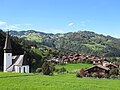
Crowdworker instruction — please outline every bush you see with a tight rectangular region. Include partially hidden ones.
[92,73,98,78]
[55,68,60,73]
[42,62,55,75]
[36,68,42,73]
[59,67,66,74]
[109,68,119,75]
[76,72,83,78]
[110,75,117,79]
[76,72,81,77]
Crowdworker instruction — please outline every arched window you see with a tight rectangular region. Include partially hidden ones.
[19,67,21,73]
[23,67,26,73]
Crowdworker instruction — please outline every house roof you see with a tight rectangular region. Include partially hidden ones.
[105,63,118,68]
[86,65,110,71]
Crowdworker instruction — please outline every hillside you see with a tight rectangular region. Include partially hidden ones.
[10,30,120,57]
[0,30,59,71]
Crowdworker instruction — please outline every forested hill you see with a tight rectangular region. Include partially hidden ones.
[10,30,120,57]
[0,30,47,71]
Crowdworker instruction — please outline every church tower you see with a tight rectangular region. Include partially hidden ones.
[3,32,12,72]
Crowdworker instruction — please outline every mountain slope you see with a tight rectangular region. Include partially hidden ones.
[9,30,120,57]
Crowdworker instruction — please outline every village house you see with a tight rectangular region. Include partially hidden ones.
[85,63,118,77]
[47,57,61,64]
[85,65,110,77]
[31,45,37,49]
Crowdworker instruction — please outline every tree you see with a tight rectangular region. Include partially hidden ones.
[109,68,119,75]
[42,62,54,75]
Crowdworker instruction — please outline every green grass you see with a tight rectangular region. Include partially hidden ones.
[55,63,92,72]
[84,44,105,51]
[0,72,120,90]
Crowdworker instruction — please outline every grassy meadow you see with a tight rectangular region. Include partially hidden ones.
[0,64,120,90]
[55,63,92,72]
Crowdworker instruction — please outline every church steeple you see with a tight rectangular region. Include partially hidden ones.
[4,31,12,53]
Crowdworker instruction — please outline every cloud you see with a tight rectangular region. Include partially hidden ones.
[0,21,7,26]
[0,21,34,30]
[7,24,33,30]
[9,25,18,29]
[68,23,74,26]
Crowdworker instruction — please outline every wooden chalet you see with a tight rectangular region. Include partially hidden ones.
[85,65,110,76]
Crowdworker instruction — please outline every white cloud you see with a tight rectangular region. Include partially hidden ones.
[0,21,7,26]
[0,21,33,30]
[7,24,33,30]
[9,25,18,29]
[68,23,74,26]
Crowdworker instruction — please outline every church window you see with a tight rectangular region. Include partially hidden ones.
[19,67,21,73]
[23,67,26,73]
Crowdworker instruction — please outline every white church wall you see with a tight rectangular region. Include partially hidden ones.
[15,66,20,73]
[21,66,29,73]
[4,53,12,72]
[7,65,13,72]
[14,65,29,73]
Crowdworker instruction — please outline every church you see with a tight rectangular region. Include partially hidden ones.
[3,32,29,73]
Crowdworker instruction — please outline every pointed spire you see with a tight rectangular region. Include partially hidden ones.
[4,31,12,53]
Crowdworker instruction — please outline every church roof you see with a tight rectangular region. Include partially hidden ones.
[4,32,12,52]
[12,55,28,66]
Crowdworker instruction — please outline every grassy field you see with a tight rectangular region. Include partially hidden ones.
[0,72,120,90]
[0,64,120,90]
[55,63,92,72]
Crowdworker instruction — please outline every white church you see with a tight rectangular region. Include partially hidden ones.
[3,32,29,73]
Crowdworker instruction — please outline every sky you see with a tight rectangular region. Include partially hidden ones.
[0,0,120,38]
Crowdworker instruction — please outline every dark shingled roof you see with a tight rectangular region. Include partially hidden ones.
[86,65,110,71]
[4,32,12,53]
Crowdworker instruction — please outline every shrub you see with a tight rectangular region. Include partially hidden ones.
[55,68,60,73]
[42,62,55,75]
[59,67,66,74]
[110,75,118,79]
[76,72,81,77]
[92,73,98,78]
[76,72,83,78]
[36,68,42,73]
[109,68,119,75]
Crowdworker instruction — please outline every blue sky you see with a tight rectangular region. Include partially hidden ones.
[0,0,120,38]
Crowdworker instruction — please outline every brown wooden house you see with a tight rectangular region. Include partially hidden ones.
[85,65,110,76]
